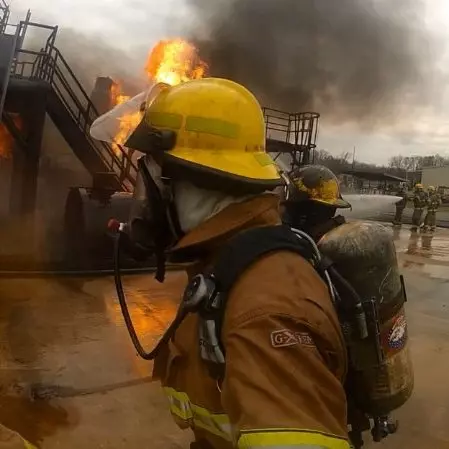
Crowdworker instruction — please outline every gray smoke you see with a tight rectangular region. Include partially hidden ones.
[22,27,146,94]
[186,0,438,125]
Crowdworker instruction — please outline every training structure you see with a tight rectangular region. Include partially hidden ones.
[0,2,320,268]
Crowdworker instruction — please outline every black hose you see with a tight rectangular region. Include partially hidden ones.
[113,231,186,360]
[0,265,184,279]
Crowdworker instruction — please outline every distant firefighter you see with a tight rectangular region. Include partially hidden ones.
[423,186,441,232]
[393,183,407,226]
[411,184,428,232]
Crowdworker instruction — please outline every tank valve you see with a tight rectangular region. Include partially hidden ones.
[371,416,398,442]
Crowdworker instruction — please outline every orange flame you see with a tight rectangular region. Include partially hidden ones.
[109,83,141,156]
[0,124,11,159]
[0,115,22,159]
[110,39,207,154]
[145,38,208,86]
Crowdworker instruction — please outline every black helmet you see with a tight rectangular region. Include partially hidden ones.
[286,165,351,209]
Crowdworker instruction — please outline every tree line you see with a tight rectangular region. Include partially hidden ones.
[311,149,449,178]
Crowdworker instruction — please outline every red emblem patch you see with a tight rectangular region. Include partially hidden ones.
[270,329,315,348]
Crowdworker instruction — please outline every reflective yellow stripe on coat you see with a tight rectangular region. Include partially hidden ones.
[163,387,233,441]
[163,388,350,449]
[238,430,351,449]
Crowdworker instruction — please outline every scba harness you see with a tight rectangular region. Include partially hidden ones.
[178,225,399,449]
[113,222,402,448]
[181,224,373,376]
[180,225,333,375]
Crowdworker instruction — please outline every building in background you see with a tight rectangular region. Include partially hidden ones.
[421,165,449,188]
[421,166,449,202]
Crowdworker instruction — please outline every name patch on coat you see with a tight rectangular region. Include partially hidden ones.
[270,329,315,348]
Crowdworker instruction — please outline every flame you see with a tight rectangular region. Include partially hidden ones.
[110,39,207,155]
[0,124,11,159]
[145,38,207,86]
[0,115,22,159]
[109,83,141,157]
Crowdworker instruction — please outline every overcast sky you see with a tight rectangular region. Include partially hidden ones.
[8,0,449,166]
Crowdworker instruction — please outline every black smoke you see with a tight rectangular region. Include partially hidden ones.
[186,0,438,125]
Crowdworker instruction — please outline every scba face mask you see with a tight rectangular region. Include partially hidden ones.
[127,154,183,280]
[90,82,183,280]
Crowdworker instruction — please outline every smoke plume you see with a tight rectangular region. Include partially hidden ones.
[23,27,147,94]
[186,0,439,126]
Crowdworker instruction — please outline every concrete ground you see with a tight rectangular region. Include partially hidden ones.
[0,225,449,448]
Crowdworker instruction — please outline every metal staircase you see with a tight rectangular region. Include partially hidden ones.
[1,9,137,192]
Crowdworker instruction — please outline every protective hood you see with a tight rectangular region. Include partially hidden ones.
[173,180,256,233]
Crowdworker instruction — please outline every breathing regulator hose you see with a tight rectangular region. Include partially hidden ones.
[112,223,186,360]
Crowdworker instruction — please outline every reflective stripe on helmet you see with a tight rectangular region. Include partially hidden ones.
[163,387,233,441]
[185,116,241,139]
[238,430,350,449]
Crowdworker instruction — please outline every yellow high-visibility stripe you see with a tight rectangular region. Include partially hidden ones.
[148,111,183,129]
[162,387,233,441]
[185,116,241,139]
[163,388,350,449]
[23,440,37,449]
[238,430,350,449]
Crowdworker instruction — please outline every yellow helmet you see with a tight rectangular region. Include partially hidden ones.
[415,183,423,190]
[428,185,436,192]
[126,78,281,192]
[287,165,351,208]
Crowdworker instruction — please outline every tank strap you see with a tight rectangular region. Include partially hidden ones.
[197,225,319,380]
[212,225,315,294]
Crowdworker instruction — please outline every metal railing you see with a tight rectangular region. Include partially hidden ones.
[263,107,320,149]
[263,107,320,168]
[0,0,9,34]
[8,19,137,191]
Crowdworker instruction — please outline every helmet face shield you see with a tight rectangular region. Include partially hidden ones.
[89,82,170,148]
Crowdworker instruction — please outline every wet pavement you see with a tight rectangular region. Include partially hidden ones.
[370,208,449,229]
[0,224,449,448]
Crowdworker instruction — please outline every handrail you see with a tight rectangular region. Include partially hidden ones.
[13,40,137,190]
[48,46,136,173]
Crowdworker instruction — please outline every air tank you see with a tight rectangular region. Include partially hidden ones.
[318,221,414,416]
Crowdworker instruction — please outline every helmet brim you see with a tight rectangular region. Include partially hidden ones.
[164,152,282,194]
[166,149,282,183]
[315,197,352,209]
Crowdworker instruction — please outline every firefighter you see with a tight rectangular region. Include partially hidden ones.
[100,79,350,449]
[282,166,414,447]
[393,183,408,226]
[411,183,427,232]
[423,186,441,232]
[282,164,351,242]
[0,424,36,448]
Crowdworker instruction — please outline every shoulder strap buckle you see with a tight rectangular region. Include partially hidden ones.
[181,274,217,313]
